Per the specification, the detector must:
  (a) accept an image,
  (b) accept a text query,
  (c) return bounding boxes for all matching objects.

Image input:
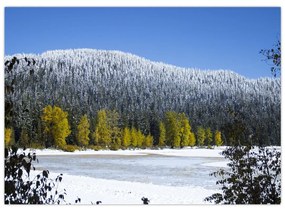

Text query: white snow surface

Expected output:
[20,147,280,205]
[31,170,219,205]
[24,147,225,204]
[202,161,229,168]
[29,146,226,158]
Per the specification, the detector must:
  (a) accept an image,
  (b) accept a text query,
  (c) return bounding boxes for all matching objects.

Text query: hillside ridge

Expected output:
[5,48,281,145]
[6,48,271,81]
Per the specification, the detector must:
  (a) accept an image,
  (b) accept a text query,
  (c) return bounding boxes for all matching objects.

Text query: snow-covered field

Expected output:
[31,146,226,157]
[23,147,225,204]
[36,170,219,205]
[15,146,282,205]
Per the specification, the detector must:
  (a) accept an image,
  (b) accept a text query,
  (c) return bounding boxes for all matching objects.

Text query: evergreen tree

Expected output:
[106,110,121,148]
[214,130,223,146]
[110,126,122,149]
[205,127,213,146]
[67,110,78,146]
[19,128,29,147]
[196,126,206,146]
[158,122,166,147]
[41,105,71,149]
[76,114,90,147]
[34,116,46,148]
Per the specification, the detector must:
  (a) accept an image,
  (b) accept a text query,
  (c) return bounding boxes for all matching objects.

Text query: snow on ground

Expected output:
[18,146,280,205]
[24,146,280,157]
[22,147,225,204]
[143,147,225,157]
[31,170,219,205]
[28,146,226,158]
[202,161,229,168]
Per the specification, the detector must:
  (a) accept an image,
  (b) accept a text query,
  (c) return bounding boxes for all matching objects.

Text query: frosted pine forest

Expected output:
[5,49,280,146]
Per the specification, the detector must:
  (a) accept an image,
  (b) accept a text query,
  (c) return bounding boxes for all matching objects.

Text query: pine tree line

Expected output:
[5,105,223,151]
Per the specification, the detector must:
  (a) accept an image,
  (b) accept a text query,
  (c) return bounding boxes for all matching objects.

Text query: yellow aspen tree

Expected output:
[122,127,131,148]
[165,111,181,148]
[180,115,191,147]
[93,109,111,147]
[77,114,90,147]
[41,105,71,149]
[137,129,144,148]
[130,127,138,148]
[51,106,71,149]
[214,130,223,146]
[144,134,153,148]
[41,105,53,134]
[189,132,196,147]
[5,128,13,147]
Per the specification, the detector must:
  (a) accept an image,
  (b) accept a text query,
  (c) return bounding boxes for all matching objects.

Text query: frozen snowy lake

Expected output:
[35,154,225,190]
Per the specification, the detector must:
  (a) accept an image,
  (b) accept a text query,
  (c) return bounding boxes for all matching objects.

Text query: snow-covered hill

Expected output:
[5,49,281,145]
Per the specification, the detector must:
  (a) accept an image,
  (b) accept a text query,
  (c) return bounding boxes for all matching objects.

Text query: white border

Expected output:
[0,1,284,211]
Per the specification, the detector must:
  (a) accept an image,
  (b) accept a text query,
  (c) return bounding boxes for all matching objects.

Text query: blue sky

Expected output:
[5,7,280,78]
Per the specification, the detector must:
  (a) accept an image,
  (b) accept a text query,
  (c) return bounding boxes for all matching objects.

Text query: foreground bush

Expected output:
[5,146,66,204]
[205,146,281,204]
